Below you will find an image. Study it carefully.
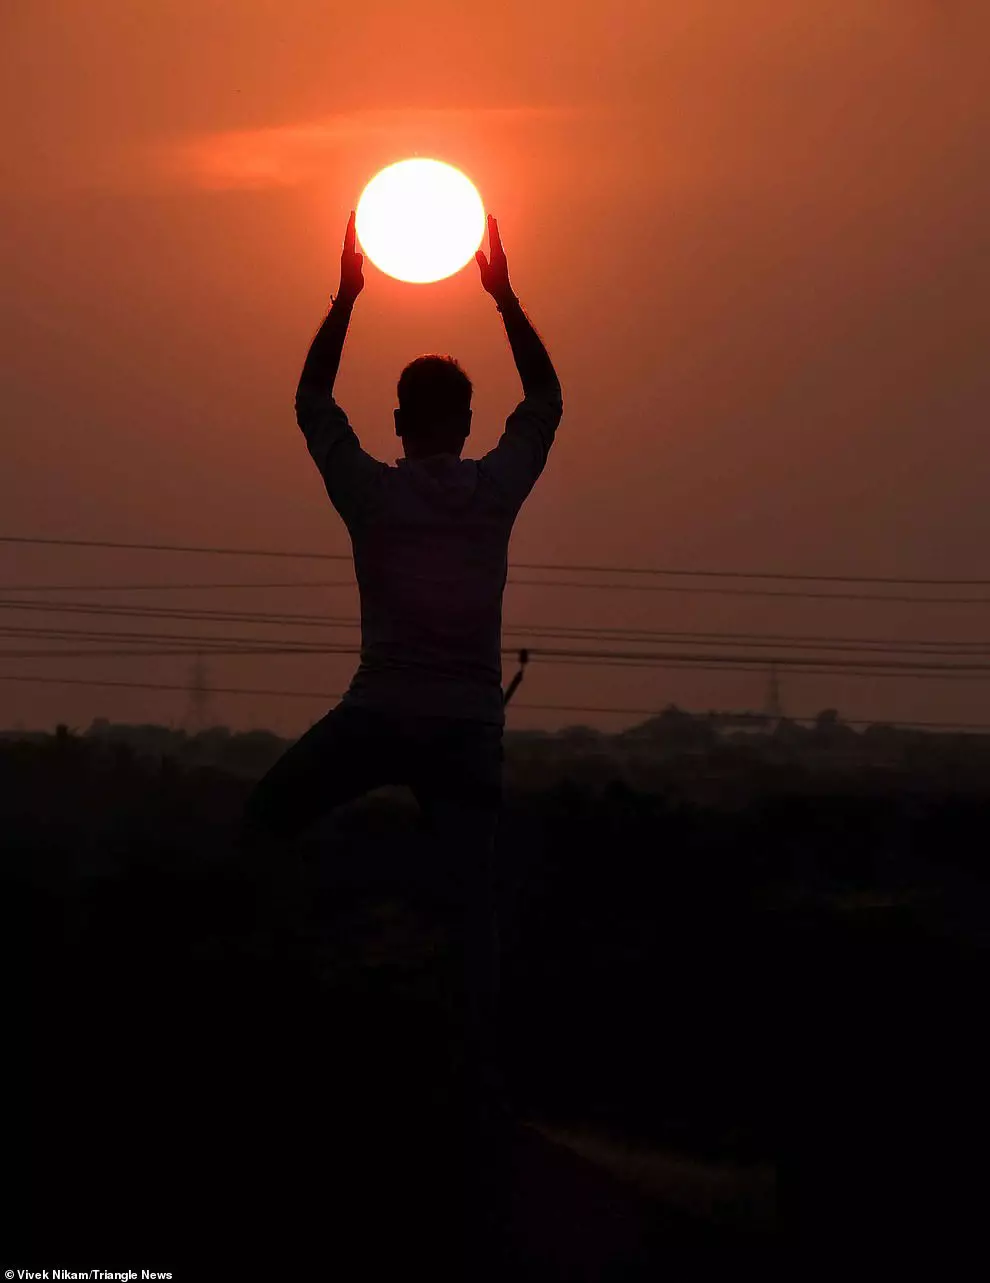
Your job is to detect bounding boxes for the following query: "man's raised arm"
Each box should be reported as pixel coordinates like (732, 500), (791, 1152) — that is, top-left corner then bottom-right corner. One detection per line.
(296, 209), (364, 403)
(476, 215), (563, 509)
(295, 211), (383, 529)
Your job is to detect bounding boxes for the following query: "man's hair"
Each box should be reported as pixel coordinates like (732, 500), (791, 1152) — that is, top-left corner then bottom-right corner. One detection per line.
(397, 355), (473, 425)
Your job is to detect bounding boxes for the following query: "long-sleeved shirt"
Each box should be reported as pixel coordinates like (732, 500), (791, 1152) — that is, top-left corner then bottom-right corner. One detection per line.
(296, 382), (563, 726)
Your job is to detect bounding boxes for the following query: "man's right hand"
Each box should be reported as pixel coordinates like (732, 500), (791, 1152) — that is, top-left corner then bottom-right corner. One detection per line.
(475, 214), (514, 307)
(336, 209), (365, 306)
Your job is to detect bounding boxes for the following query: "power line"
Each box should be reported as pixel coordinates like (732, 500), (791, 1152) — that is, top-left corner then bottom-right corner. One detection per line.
(522, 566), (990, 587)
(5, 615), (990, 658)
(6, 642), (990, 682)
(4, 574), (990, 605)
(7, 610), (990, 683)
(0, 621), (985, 670)
(6, 613), (990, 671)
(0, 647), (351, 660)
(0, 672), (344, 700)
(0, 623), (356, 652)
(504, 580), (990, 605)
(1, 670), (990, 734)
(0, 624), (288, 648)
(0, 582), (358, 594)
(524, 634), (990, 659)
(527, 646), (990, 673)
(8, 617), (990, 680)
(0, 598), (355, 627)
(6, 601), (990, 651)
(0, 535), (351, 563)
(1, 601), (984, 654)
(4, 533), (990, 589)
(536, 654), (990, 682)
(9, 578), (990, 610)
(8, 600), (990, 664)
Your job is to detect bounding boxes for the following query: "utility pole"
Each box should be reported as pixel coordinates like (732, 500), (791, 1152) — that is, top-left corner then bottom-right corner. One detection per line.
(503, 648), (529, 707)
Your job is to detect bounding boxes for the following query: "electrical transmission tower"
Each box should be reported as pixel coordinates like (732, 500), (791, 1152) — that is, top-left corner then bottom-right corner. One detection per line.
(764, 661), (783, 727)
(185, 655), (211, 733)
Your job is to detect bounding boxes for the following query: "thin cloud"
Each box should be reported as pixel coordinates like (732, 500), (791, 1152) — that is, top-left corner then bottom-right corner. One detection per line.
(160, 106), (586, 191)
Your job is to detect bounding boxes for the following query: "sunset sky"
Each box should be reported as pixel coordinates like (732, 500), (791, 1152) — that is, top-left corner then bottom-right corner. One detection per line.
(1, 1), (988, 736)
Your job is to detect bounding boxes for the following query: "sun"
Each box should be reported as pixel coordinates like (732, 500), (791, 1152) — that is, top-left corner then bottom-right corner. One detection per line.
(355, 159), (486, 285)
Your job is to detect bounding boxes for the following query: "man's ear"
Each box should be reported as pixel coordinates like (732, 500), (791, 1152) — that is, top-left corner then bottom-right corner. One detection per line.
(464, 408), (473, 438)
(394, 408), (402, 438)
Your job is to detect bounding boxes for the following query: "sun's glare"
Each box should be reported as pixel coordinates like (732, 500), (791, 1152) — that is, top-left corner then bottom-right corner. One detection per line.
(355, 159), (486, 285)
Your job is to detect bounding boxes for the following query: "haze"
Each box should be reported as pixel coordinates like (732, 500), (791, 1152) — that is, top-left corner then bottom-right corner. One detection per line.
(1, 1), (987, 736)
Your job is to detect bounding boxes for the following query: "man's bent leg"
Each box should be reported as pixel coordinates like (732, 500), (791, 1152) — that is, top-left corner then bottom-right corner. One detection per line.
(236, 704), (401, 938)
(241, 704), (400, 846)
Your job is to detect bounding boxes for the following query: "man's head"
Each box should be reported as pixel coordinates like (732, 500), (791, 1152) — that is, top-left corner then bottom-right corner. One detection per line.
(395, 354), (473, 458)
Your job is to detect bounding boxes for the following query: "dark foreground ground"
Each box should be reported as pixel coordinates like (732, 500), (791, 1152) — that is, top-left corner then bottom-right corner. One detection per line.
(7, 736), (988, 1278)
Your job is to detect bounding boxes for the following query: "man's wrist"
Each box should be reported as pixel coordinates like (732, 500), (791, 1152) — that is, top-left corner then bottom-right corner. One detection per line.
(331, 292), (357, 312)
(495, 290), (519, 314)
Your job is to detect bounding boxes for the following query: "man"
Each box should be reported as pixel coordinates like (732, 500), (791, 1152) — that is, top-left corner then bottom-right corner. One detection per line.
(241, 210), (562, 1265)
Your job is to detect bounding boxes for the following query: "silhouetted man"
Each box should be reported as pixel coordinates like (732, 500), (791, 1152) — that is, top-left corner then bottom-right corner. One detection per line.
(240, 210), (562, 1266)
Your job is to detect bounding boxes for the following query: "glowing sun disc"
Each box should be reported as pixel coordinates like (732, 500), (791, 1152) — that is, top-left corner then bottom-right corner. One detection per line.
(355, 159), (486, 284)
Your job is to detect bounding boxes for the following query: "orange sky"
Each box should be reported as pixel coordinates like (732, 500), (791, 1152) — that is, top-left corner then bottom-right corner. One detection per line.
(1, 1), (988, 736)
